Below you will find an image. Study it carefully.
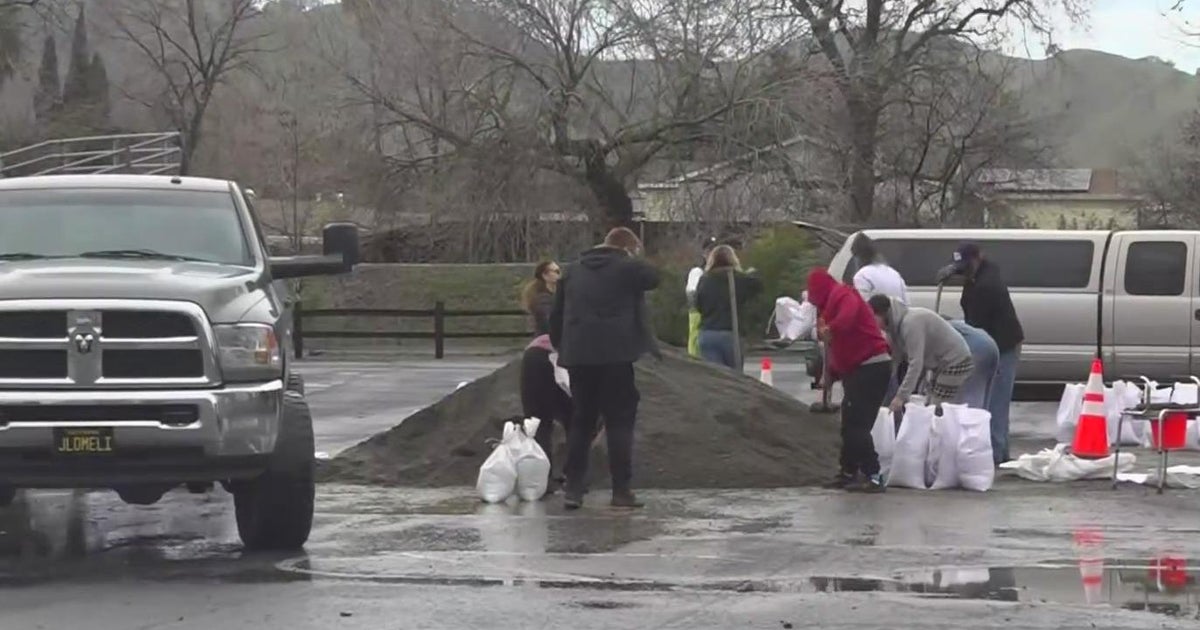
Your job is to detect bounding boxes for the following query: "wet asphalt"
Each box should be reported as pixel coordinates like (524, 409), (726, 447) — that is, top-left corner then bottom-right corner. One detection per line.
(0, 355), (1198, 628)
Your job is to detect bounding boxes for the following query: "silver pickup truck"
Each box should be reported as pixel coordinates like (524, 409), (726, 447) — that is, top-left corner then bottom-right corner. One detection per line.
(0, 174), (357, 550)
(827, 228), (1200, 387)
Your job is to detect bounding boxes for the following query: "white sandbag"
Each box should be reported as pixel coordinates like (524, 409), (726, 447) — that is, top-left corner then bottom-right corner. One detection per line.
(1106, 381), (1144, 446)
(1001, 445), (1136, 482)
(955, 406), (995, 491)
(871, 408), (895, 480)
(476, 423), (519, 503)
(930, 404), (965, 489)
(887, 403), (933, 489)
(548, 352), (571, 396)
(1054, 383), (1084, 444)
(774, 296), (817, 342)
(511, 417), (552, 501)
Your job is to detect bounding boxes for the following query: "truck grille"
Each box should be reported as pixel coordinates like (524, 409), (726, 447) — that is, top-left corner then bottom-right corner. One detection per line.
(0, 300), (218, 389)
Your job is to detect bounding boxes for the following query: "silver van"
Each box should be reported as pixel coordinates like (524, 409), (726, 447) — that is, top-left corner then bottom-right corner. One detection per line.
(828, 229), (1200, 385)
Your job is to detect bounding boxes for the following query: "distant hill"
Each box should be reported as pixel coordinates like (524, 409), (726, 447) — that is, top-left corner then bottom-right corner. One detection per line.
(1006, 49), (1200, 167)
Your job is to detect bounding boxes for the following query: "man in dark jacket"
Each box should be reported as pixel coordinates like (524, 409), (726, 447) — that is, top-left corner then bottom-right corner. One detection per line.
(550, 227), (661, 510)
(937, 242), (1024, 465)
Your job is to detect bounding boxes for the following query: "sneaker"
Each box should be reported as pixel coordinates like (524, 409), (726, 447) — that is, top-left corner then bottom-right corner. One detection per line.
(610, 492), (644, 509)
(856, 474), (886, 493)
(564, 490), (584, 510)
(825, 471), (857, 489)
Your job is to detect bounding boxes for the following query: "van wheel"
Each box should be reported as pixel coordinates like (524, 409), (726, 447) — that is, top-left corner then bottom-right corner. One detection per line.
(233, 393), (314, 551)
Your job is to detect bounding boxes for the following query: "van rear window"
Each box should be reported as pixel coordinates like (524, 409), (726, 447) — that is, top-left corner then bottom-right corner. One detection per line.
(849, 238), (1095, 288)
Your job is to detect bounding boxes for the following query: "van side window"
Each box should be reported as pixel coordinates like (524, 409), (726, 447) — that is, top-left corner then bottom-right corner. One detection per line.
(1124, 241), (1186, 296)
(871, 239), (1093, 288)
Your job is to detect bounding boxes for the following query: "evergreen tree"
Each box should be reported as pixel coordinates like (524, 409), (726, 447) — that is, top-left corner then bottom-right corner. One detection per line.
(62, 5), (89, 107)
(33, 34), (60, 125)
(84, 52), (109, 127)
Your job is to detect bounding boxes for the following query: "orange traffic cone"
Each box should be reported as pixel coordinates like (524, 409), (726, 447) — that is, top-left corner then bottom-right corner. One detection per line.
(1071, 358), (1110, 459)
(760, 357), (774, 386)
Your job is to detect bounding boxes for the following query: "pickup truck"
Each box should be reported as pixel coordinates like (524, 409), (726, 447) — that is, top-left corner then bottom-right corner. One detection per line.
(0, 174), (357, 550)
(826, 228), (1200, 387)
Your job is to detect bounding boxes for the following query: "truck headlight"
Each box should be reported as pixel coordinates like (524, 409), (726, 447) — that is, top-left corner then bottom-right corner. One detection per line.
(214, 323), (281, 382)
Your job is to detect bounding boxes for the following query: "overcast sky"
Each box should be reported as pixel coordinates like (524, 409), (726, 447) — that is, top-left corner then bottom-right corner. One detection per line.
(1008, 0), (1200, 70)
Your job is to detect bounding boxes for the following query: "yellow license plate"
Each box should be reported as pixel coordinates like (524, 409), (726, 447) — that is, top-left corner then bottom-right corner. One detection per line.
(54, 428), (115, 455)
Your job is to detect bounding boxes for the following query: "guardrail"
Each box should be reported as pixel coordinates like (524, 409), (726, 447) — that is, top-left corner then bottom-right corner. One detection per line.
(292, 301), (531, 359)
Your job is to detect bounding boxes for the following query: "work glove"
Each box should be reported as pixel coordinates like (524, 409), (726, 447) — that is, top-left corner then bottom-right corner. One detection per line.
(934, 263), (959, 284)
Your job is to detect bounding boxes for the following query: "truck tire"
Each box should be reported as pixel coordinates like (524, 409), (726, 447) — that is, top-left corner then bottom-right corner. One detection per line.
(233, 392), (314, 551)
(286, 372), (305, 396)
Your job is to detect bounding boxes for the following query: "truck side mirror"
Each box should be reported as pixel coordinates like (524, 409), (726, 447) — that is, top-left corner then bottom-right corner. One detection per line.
(322, 222), (359, 270)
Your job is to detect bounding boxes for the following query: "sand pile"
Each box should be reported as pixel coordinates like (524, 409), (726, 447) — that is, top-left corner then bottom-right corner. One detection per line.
(318, 347), (842, 488)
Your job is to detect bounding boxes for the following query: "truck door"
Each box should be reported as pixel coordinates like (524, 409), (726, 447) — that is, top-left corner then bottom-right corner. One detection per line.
(1109, 233), (1194, 380)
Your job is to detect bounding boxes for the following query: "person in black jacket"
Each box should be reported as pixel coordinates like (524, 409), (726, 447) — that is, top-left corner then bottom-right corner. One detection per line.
(937, 242), (1024, 465)
(549, 227), (661, 510)
(694, 244), (762, 371)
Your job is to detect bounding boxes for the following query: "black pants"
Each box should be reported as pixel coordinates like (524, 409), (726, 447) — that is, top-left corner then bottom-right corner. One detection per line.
(839, 360), (892, 478)
(564, 363), (639, 494)
(520, 347), (573, 475)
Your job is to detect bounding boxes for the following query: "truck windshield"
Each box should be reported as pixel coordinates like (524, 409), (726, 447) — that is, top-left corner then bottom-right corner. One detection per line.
(0, 188), (253, 266)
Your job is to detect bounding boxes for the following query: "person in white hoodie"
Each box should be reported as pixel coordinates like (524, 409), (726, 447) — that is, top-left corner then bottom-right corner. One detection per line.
(685, 237), (717, 357)
(851, 234), (907, 304)
(868, 294), (973, 411)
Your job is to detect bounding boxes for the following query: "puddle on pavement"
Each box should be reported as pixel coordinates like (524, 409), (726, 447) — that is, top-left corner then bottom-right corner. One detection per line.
(275, 557), (1200, 619)
(809, 560), (1200, 620)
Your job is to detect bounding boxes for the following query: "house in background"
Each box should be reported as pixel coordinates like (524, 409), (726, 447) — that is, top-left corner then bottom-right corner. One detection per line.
(974, 168), (1142, 229)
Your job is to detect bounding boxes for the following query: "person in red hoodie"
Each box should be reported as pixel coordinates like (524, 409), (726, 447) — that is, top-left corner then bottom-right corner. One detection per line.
(806, 267), (893, 492)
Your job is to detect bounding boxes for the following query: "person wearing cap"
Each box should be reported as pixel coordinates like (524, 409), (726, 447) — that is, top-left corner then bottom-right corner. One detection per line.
(806, 267), (892, 493)
(868, 295), (973, 409)
(685, 237), (718, 357)
(936, 242), (1024, 465)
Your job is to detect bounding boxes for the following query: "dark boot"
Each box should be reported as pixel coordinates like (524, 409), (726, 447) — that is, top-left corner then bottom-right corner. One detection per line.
(825, 471), (857, 490)
(610, 490), (643, 509)
(563, 486), (584, 510)
(848, 474), (886, 493)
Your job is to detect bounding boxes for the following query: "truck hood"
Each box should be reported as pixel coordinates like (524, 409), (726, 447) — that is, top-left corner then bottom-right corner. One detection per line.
(0, 259), (269, 323)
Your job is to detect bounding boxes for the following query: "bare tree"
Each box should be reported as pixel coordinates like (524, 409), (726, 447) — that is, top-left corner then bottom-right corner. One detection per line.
(874, 44), (1055, 226)
(103, 0), (265, 174)
(1128, 110), (1200, 228)
(335, 0), (798, 228)
(785, 0), (1087, 223)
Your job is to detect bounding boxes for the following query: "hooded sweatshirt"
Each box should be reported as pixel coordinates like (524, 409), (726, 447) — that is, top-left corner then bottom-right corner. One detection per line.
(877, 296), (972, 400)
(549, 245), (661, 367)
(806, 267), (890, 379)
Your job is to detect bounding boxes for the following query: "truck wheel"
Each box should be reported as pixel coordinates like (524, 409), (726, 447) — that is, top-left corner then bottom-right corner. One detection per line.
(234, 392), (314, 551)
(286, 372), (305, 396)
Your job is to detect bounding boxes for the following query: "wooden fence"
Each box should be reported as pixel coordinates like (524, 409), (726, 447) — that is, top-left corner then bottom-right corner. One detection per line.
(292, 301), (530, 359)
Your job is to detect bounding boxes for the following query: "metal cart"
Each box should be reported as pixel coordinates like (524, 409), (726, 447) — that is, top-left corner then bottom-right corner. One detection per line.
(1111, 375), (1200, 494)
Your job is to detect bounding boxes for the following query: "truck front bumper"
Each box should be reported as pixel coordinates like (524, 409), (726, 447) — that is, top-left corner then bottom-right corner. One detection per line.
(0, 380), (283, 487)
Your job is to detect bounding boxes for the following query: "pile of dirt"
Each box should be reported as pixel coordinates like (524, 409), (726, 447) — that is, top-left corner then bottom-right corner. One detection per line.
(318, 347), (842, 488)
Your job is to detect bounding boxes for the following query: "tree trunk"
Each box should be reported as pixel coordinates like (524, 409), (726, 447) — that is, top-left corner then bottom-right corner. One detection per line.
(847, 97), (881, 224)
(584, 157), (634, 228)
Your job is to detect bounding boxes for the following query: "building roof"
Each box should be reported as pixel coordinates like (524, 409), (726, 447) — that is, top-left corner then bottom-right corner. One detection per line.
(0, 174), (233, 192)
(637, 134), (838, 191)
(976, 168), (1132, 196)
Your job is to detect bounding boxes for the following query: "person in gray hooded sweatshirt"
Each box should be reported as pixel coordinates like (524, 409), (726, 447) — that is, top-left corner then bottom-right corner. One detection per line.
(868, 294), (973, 412)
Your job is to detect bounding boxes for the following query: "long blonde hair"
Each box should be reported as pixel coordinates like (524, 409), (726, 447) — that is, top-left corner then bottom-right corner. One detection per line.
(520, 260), (557, 313)
(704, 244), (741, 272)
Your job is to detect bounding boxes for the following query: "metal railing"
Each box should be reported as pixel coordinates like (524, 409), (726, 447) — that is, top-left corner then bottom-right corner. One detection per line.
(0, 131), (183, 178)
